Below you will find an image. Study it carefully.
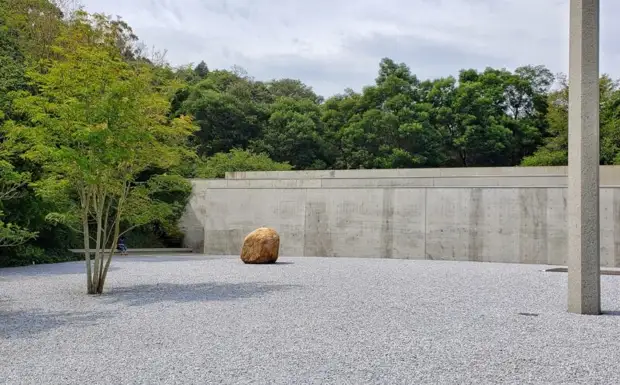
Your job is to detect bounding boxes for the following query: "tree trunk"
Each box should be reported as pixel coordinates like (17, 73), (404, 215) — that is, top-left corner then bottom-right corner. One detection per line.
(83, 215), (95, 294)
(97, 183), (130, 294)
(81, 191), (95, 294)
(98, 219), (120, 293)
(97, 251), (113, 294)
(92, 249), (101, 293)
(91, 193), (104, 293)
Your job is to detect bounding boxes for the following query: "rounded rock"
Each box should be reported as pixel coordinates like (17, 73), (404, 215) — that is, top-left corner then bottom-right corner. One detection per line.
(240, 227), (280, 264)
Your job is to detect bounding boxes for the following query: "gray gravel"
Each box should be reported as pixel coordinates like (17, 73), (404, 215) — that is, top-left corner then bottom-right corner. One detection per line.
(2, 256), (620, 385)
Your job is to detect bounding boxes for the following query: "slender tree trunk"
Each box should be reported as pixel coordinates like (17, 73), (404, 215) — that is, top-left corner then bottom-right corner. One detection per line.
(81, 190), (95, 294)
(102, 196), (113, 252)
(83, 209), (94, 294)
(92, 193), (104, 293)
(98, 218), (120, 293)
(98, 184), (128, 294)
(92, 250), (101, 292)
(97, 199), (107, 285)
(460, 150), (468, 167)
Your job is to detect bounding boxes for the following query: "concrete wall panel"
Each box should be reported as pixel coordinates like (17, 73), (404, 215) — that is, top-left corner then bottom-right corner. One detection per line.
(180, 166), (620, 266)
(303, 188), (385, 257)
(544, 188), (568, 265)
(391, 189), (426, 259)
(425, 188), (473, 261)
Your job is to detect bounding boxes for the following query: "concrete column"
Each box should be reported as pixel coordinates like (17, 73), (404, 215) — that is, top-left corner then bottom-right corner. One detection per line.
(567, 0), (600, 315)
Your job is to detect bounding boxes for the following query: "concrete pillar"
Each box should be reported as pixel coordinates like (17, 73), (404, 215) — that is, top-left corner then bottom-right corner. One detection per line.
(567, 0), (600, 315)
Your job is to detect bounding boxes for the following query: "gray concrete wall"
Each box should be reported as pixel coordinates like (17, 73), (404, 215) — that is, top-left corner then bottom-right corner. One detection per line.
(179, 166), (620, 266)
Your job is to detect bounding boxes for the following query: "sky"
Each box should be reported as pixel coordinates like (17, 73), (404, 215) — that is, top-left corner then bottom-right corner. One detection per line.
(79, 0), (620, 97)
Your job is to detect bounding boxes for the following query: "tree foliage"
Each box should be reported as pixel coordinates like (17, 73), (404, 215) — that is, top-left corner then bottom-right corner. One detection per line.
(3, 10), (195, 292)
(196, 149), (292, 179)
(0, 161), (37, 247)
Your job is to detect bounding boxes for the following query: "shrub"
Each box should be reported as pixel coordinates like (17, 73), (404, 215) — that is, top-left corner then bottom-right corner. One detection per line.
(195, 149), (292, 179)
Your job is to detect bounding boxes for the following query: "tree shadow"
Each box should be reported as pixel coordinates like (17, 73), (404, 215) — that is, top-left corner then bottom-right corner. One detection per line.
(116, 255), (215, 263)
(0, 282), (299, 338)
(100, 281), (301, 307)
(0, 307), (115, 340)
(0, 262), (119, 278)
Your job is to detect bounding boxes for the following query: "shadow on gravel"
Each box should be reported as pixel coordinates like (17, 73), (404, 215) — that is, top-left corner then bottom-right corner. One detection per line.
(102, 282), (301, 307)
(119, 256), (296, 264)
(0, 262), (119, 278)
(116, 255), (216, 263)
(603, 310), (620, 316)
(0, 308), (114, 340)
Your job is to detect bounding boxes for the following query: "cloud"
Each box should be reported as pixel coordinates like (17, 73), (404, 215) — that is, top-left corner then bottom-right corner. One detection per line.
(80, 0), (620, 97)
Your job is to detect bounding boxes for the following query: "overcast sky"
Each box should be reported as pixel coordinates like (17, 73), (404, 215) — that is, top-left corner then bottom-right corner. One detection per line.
(79, 0), (620, 97)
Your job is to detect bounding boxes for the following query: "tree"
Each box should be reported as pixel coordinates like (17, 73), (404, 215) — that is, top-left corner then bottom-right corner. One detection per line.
(422, 66), (552, 167)
(0, 3), (27, 122)
(0, 0), (82, 266)
(521, 75), (569, 166)
(522, 74), (620, 166)
(321, 90), (363, 169)
(0, 6), (36, 248)
(334, 58), (445, 169)
(252, 97), (332, 169)
(4, 11), (195, 293)
(194, 60), (209, 79)
(265, 78), (322, 103)
(176, 70), (270, 156)
(0, 160), (37, 247)
(0, 0), (66, 61)
(445, 70), (513, 166)
(502, 65), (554, 163)
(196, 149), (292, 178)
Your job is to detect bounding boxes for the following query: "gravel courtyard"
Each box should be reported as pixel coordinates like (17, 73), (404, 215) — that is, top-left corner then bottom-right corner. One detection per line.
(2, 256), (620, 384)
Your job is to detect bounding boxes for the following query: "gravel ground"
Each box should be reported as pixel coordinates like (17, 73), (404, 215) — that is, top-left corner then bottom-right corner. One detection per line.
(2, 256), (620, 385)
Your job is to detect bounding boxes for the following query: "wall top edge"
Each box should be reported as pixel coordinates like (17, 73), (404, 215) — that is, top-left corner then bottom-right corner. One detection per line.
(193, 186), (620, 190)
(202, 174), (567, 181)
(223, 165), (620, 180)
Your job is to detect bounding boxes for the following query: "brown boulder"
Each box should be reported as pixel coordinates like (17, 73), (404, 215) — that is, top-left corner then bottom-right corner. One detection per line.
(240, 227), (280, 264)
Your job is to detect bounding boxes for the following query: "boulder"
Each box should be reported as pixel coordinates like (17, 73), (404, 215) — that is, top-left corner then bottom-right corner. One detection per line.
(240, 227), (280, 264)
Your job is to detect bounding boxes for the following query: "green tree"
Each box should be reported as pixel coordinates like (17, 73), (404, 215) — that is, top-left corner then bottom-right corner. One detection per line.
(265, 78), (322, 103)
(446, 69), (513, 166)
(0, 161), (37, 247)
(335, 58), (444, 169)
(0, 0), (66, 61)
(175, 70), (270, 156)
(252, 97), (332, 169)
(424, 66), (552, 167)
(0, 0), (81, 266)
(522, 74), (620, 166)
(194, 60), (209, 79)
(521, 75), (569, 166)
(196, 149), (292, 178)
(4, 11), (196, 293)
(502, 65), (554, 164)
(0, 1), (28, 121)
(321, 90), (363, 169)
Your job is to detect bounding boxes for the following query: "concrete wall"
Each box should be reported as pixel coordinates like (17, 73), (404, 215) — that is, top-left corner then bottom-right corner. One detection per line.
(180, 166), (620, 266)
